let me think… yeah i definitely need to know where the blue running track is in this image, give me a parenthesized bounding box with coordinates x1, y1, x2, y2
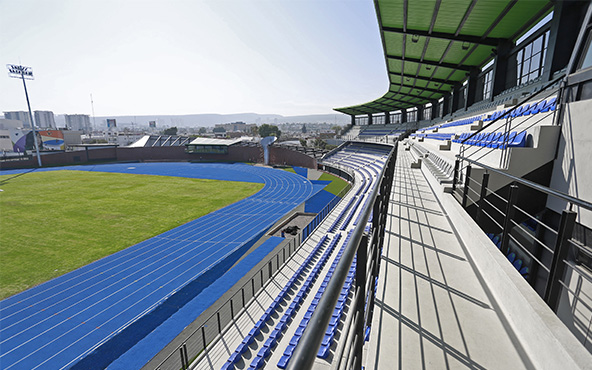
(0, 162, 317, 370)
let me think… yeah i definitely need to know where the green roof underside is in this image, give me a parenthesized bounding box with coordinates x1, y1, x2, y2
(335, 0, 553, 116)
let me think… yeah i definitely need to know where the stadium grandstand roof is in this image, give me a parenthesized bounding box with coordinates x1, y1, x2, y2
(187, 137, 247, 146)
(335, 0, 553, 116)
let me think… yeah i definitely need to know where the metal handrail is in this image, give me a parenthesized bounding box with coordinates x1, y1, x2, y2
(286, 143, 397, 370)
(455, 155, 592, 212)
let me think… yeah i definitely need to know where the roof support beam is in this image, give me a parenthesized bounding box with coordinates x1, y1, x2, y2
(382, 26, 501, 46)
(386, 54, 473, 72)
(390, 83, 447, 95)
(367, 102, 399, 112)
(387, 88, 436, 100)
(390, 72, 457, 86)
(381, 96, 427, 106)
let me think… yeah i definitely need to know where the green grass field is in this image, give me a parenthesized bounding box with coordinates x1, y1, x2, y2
(0, 170, 263, 299)
(318, 172, 351, 196)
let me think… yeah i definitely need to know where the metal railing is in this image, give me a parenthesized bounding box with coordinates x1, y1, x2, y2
(151, 171, 355, 370)
(452, 155, 592, 325)
(287, 142, 397, 370)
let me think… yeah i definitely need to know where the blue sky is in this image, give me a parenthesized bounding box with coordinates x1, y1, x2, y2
(1, 0, 387, 116)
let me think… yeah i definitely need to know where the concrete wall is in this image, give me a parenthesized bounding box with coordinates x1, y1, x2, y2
(547, 98, 592, 352)
(547, 99, 592, 226)
(0, 145, 317, 170)
(269, 147, 317, 168)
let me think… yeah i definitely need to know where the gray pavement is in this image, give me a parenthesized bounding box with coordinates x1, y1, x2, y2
(365, 148, 527, 369)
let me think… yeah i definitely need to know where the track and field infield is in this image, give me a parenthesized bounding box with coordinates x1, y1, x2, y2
(318, 172, 351, 195)
(0, 162, 317, 370)
(0, 170, 263, 299)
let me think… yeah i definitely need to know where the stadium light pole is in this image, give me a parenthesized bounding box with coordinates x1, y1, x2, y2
(7, 64, 42, 167)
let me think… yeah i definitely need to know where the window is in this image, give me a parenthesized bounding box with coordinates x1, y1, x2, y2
(578, 28, 592, 71)
(407, 108, 417, 122)
(391, 112, 401, 124)
(483, 69, 493, 100)
(424, 104, 433, 120)
(516, 30, 550, 85)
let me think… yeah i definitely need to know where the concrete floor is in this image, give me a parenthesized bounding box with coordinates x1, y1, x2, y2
(365, 148, 527, 370)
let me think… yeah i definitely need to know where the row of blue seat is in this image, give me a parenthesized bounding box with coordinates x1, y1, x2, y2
(340, 195, 365, 231)
(278, 232, 356, 368)
(482, 97, 557, 122)
(328, 196, 358, 233)
(453, 131, 527, 148)
(221, 234, 334, 370)
(411, 132, 454, 141)
(487, 233, 529, 278)
(359, 129, 404, 137)
(419, 96, 557, 133)
(247, 233, 343, 369)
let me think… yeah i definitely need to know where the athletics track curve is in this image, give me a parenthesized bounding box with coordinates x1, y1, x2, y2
(0, 162, 316, 370)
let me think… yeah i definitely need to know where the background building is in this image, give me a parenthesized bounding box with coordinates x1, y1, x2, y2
(65, 114, 91, 132)
(34, 111, 56, 128)
(3, 111, 31, 128)
(0, 119, 24, 130)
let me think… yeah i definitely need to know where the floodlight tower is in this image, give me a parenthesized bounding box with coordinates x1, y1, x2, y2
(7, 64, 42, 167)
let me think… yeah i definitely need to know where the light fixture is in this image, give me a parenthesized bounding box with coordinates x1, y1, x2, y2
(426, 66, 431, 70)
(411, 34, 420, 43)
(462, 41, 470, 50)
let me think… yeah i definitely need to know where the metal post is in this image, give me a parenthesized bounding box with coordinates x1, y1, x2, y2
(452, 159, 460, 192)
(475, 172, 490, 224)
(462, 165, 472, 208)
(354, 235, 368, 370)
(544, 210, 577, 311)
(21, 74, 42, 167)
(500, 184, 519, 255)
(201, 326, 206, 350)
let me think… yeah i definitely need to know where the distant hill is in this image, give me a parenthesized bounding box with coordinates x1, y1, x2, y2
(54, 113, 351, 128)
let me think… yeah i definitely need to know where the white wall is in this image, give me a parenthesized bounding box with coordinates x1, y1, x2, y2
(547, 99, 592, 226)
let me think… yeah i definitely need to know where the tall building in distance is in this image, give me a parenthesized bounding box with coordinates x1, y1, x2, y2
(3, 111, 31, 128)
(64, 114, 91, 132)
(34, 111, 56, 128)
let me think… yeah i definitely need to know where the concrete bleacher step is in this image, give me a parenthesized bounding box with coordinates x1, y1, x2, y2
(461, 125, 560, 206)
(470, 120, 483, 130)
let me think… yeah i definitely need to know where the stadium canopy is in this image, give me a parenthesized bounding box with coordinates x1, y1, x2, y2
(335, 0, 553, 116)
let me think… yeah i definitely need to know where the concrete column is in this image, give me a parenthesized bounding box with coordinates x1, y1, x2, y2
(351, 115, 355, 126)
(417, 106, 424, 121)
(401, 108, 407, 123)
(465, 68, 478, 110)
(491, 40, 514, 97)
(384, 111, 390, 125)
(430, 100, 438, 120)
(442, 94, 451, 117)
(451, 84, 461, 113)
(542, 1, 588, 79)
(367, 114, 373, 125)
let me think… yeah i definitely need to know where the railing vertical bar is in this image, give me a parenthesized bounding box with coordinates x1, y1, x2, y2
(462, 165, 472, 208)
(500, 184, 519, 255)
(475, 172, 490, 224)
(544, 210, 577, 311)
